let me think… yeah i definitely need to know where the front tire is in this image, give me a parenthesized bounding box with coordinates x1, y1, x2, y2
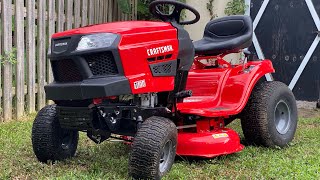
(32, 105, 79, 163)
(241, 81, 298, 148)
(129, 116, 177, 180)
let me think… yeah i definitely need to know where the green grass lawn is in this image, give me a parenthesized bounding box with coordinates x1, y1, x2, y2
(0, 114, 319, 179)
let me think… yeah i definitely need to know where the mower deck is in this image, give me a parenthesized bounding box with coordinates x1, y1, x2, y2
(176, 117, 243, 158)
(177, 128, 244, 158)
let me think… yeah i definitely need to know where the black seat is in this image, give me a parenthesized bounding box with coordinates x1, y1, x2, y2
(193, 15, 253, 56)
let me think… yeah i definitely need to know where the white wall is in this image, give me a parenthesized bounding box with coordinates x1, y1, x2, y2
(185, 0, 231, 41)
(185, 0, 240, 63)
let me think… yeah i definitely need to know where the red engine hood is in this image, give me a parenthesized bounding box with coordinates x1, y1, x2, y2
(52, 21, 174, 38)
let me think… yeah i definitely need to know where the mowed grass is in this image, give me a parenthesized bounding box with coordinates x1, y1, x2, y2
(0, 114, 319, 179)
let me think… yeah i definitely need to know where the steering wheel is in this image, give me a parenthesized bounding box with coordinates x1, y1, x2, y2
(149, 0, 200, 25)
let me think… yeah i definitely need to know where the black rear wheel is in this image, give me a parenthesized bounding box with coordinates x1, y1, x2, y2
(32, 105, 79, 163)
(129, 116, 177, 179)
(241, 81, 298, 148)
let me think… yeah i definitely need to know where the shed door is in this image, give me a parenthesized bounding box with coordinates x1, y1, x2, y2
(249, 0, 320, 101)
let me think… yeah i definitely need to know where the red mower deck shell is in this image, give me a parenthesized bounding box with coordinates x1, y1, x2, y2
(52, 21, 179, 94)
(177, 129, 244, 157)
(176, 117, 244, 157)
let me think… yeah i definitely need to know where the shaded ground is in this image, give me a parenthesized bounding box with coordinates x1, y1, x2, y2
(0, 114, 319, 179)
(297, 101, 317, 110)
(296, 101, 319, 118)
(299, 108, 320, 119)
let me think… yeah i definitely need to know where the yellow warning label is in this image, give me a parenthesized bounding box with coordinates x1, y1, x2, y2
(212, 133, 229, 139)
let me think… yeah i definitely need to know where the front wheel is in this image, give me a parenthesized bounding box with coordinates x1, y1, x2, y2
(32, 105, 79, 163)
(129, 116, 177, 179)
(241, 81, 298, 148)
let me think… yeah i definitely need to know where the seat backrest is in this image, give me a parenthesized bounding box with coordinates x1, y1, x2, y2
(193, 16, 253, 56)
(204, 15, 252, 39)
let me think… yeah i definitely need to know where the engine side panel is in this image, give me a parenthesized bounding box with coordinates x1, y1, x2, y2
(118, 26, 179, 94)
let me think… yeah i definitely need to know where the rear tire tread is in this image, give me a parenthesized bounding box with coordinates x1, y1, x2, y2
(241, 81, 297, 147)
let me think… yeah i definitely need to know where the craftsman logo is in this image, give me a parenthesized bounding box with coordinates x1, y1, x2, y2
(147, 45, 174, 56)
(212, 133, 229, 139)
(134, 80, 146, 90)
(55, 42, 68, 47)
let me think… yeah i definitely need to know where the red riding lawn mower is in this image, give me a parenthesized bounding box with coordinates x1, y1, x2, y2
(31, 0, 298, 179)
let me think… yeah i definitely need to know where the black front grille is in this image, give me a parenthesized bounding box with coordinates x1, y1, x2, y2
(85, 52, 118, 76)
(52, 59, 83, 82)
(152, 63, 173, 74)
(149, 61, 177, 77)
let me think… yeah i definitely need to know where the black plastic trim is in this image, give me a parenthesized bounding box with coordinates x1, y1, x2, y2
(171, 22, 195, 72)
(149, 60, 177, 77)
(49, 34, 124, 76)
(169, 22, 194, 96)
(45, 76, 132, 100)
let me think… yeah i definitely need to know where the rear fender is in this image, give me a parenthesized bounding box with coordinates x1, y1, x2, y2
(177, 60, 275, 117)
(219, 60, 275, 115)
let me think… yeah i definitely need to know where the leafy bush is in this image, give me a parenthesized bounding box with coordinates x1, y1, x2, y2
(225, 0, 246, 15)
(137, 0, 186, 20)
(137, 0, 155, 20)
(118, 0, 131, 14)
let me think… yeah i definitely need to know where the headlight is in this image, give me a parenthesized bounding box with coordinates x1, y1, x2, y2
(76, 33, 118, 51)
